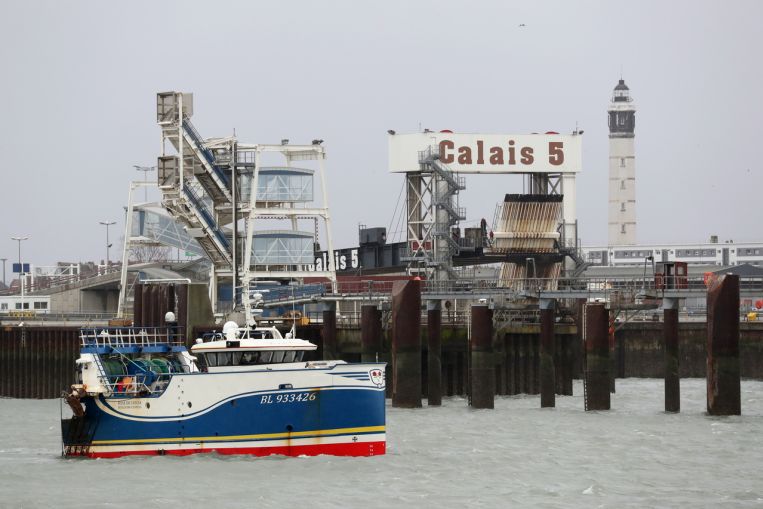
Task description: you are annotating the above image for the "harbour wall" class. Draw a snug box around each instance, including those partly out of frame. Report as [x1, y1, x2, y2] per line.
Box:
[2, 321, 763, 399]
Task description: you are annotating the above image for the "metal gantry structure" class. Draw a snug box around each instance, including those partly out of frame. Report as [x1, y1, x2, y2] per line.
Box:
[403, 146, 466, 282]
[154, 92, 336, 323]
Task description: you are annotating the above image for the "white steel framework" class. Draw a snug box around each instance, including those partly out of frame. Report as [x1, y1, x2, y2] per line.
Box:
[155, 92, 335, 323]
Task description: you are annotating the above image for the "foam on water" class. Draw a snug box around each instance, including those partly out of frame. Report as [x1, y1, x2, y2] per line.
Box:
[2, 379, 762, 508]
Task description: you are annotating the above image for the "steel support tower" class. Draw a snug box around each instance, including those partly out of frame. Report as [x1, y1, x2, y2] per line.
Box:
[155, 92, 335, 323]
[403, 147, 465, 282]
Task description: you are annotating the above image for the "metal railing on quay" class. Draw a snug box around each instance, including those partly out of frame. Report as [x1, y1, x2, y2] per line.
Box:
[321, 280, 396, 297]
[16, 266, 123, 294]
[0, 311, 119, 322]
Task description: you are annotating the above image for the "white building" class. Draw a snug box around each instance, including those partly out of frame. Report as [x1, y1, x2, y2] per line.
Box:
[583, 240, 763, 267]
[608, 79, 637, 246]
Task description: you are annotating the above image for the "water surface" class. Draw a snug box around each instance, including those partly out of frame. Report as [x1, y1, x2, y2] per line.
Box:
[2, 379, 762, 508]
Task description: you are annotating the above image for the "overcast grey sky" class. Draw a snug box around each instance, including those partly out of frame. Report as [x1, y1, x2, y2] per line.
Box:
[1, 0, 761, 268]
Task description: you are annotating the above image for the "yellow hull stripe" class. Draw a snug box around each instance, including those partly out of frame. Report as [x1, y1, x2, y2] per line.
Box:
[91, 425, 386, 446]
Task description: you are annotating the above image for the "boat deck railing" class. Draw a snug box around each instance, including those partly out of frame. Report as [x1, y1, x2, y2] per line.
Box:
[83, 328, 191, 397]
[80, 326, 185, 350]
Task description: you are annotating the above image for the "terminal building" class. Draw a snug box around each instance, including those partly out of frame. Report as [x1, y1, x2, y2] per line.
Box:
[582, 240, 763, 267]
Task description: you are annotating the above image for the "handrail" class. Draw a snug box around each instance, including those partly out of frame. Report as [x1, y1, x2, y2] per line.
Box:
[181, 119, 230, 186]
[182, 186, 230, 250]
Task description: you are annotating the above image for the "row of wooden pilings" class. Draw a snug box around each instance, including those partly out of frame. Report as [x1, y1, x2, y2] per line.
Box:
[0, 276, 742, 414]
[323, 276, 742, 415]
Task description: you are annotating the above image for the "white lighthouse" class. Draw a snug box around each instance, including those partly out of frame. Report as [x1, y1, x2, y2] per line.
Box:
[607, 79, 636, 246]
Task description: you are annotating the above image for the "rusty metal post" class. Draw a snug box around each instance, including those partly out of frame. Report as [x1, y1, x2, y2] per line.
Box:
[391, 279, 422, 408]
[664, 298, 680, 413]
[585, 303, 610, 411]
[540, 299, 555, 408]
[707, 274, 741, 415]
[427, 300, 442, 406]
[361, 304, 382, 363]
[470, 305, 494, 409]
[321, 303, 338, 360]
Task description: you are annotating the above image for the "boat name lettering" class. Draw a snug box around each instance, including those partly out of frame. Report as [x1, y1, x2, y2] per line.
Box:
[114, 399, 142, 408]
[260, 392, 317, 404]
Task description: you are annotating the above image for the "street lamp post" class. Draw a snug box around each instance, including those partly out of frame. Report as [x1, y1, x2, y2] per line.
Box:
[133, 165, 156, 202]
[11, 236, 29, 311]
[0, 258, 6, 288]
[99, 221, 116, 270]
[642, 255, 655, 293]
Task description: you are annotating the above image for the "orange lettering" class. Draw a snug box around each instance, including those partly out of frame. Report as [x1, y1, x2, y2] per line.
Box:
[440, 140, 454, 164]
[489, 147, 504, 165]
[520, 147, 534, 165]
[458, 146, 472, 164]
[548, 142, 564, 165]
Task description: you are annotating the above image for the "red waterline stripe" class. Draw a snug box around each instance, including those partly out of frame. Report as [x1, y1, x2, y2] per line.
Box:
[83, 441, 386, 459]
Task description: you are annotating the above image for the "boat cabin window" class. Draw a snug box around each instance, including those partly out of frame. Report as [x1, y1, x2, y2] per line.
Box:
[248, 330, 276, 340]
[198, 350, 304, 367]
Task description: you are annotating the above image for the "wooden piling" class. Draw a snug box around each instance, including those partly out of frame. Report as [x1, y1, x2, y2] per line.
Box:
[562, 334, 574, 396]
[609, 314, 616, 394]
[133, 282, 143, 327]
[528, 335, 538, 394]
[706, 274, 741, 415]
[470, 305, 494, 409]
[427, 302, 442, 406]
[540, 301, 555, 408]
[506, 334, 516, 395]
[391, 279, 422, 408]
[321, 305, 338, 360]
[360, 304, 382, 363]
[585, 303, 610, 411]
[664, 299, 680, 412]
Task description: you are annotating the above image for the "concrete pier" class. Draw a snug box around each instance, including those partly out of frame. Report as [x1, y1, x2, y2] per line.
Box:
[585, 303, 610, 411]
[391, 279, 422, 408]
[539, 299, 555, 408]
[706, 275, 741, 416]
[664, 298, 680, 413]
[470, 305, 494, 409]
[427, 301, 442, 406]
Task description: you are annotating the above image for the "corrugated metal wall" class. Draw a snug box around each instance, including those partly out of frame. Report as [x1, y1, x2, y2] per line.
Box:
[0, 326, 80, 399]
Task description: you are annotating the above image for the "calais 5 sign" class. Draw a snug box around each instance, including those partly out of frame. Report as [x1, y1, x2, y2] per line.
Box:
[388, 133, 582, 174]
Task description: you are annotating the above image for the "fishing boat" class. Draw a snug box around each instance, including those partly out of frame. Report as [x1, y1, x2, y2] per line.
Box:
[61, 320, 386, 458]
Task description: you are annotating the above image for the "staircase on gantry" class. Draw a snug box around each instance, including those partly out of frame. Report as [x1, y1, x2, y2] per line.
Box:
[155, 92, 336, 322]
[403, 146, 466, 283]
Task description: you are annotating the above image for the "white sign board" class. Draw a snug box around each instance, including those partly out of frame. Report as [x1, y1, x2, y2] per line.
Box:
[388, 133, 582, 174]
